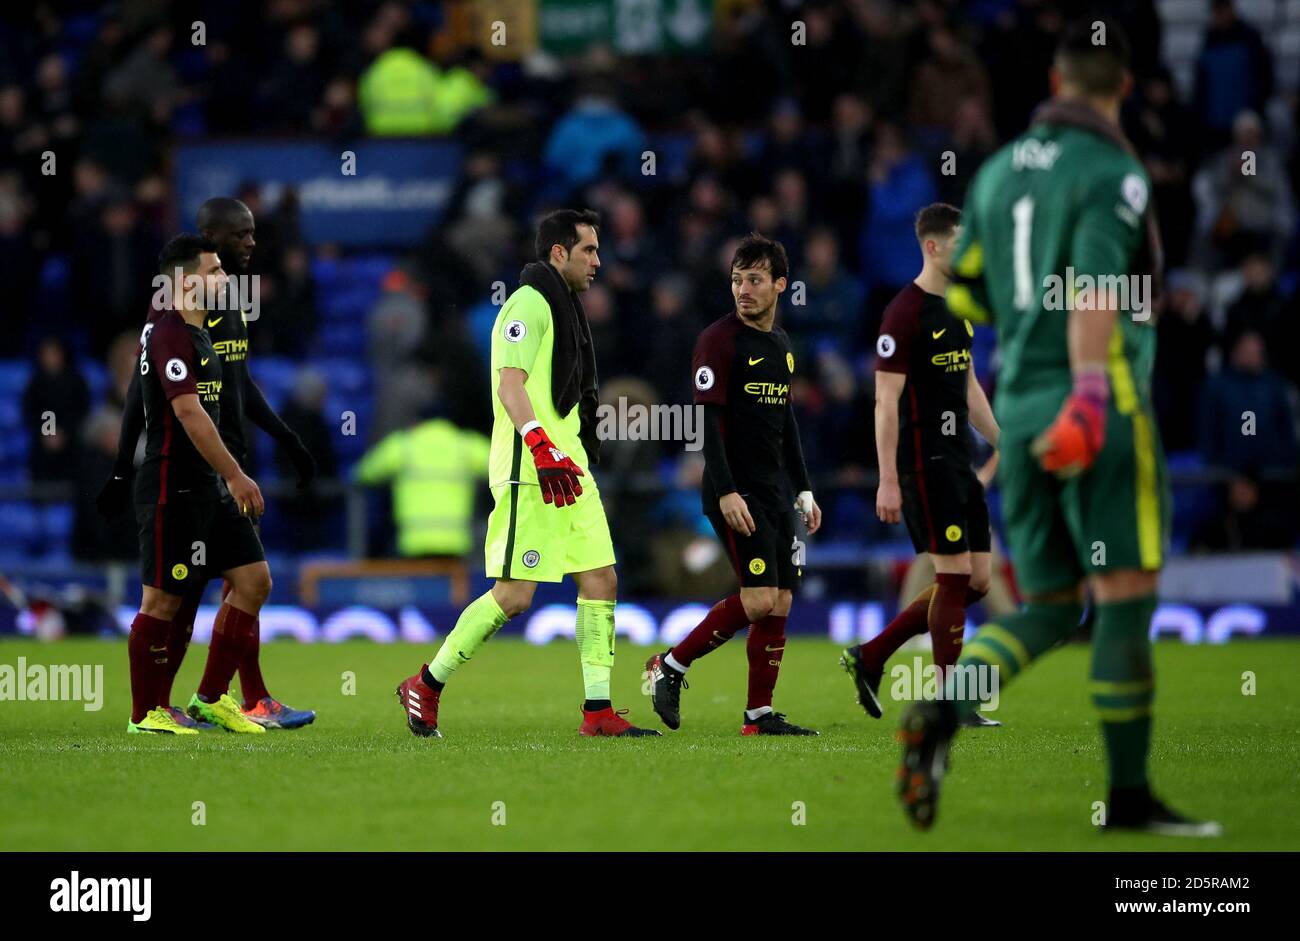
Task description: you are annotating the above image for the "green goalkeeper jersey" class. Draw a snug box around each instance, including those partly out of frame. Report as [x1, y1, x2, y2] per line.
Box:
[947, 118, 1157, 438]
[488, 284, 587, 488]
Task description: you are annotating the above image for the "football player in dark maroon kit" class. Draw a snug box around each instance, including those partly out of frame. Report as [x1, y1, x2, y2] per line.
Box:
[840, 203, 1002, 727]
[645, 234, 821, 735]
[125, 235, 270, 734]
[100, 198, 316, 730]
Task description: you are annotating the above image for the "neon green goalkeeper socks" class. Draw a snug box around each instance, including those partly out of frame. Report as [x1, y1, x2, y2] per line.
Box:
[430, 590, 510, 684]
[575, 599, 616, 701]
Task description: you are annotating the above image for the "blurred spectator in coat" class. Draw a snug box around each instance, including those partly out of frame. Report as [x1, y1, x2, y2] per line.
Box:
[257, 23, 328, 133]
[907, 26, 992, 137]
[274, 368, 340, 553]
[72, 406, 137, 561]
[1194, 0, 1273, 149]
[1154, 271, 1217, 454]
[543, 80, 646, 198]
[936, 96, 997, 206]
[786, 227, 864, 363]
[859, 124, 936, 324]
[1223, 254, 1300, 392]
[1124, 67, 1198, 267]
[642, 274, 700, 409]
[23, 336, 89, 484]
[1198, 329, 1298, 475]
[74, 192, 159, 356]
[1193, 472, 1298, 552]
[1192, 111, 1293, 270]
[367, 267, 431, 440]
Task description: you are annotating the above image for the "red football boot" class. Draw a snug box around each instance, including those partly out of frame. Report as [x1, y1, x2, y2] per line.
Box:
[578, 706, 661, 737]
[396, 664, 442, 738]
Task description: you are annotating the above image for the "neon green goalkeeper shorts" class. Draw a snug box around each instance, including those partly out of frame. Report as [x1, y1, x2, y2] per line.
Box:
[484, 474, 617, 583]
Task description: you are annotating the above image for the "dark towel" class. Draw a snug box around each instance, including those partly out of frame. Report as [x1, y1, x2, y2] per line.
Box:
[518, 262, 601, 464]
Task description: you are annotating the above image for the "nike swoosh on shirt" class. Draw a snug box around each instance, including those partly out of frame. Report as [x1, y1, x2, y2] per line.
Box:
[748, 356, 765, 365]
[932, 329, 946, 339]
[200, 358, 210, 365]
[207, 317, 223, 327]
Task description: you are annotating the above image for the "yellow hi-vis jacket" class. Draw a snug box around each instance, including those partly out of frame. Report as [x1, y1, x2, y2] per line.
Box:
[358, 48, 441, 136]
[353, 419, 491, 557]
[358, 49, 494, 136]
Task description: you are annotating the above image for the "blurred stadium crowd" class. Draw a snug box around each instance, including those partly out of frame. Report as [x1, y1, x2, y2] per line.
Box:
[1, 0, 1298, 596]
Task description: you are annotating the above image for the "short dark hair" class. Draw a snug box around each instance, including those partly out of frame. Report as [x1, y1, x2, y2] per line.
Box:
[730, 232, 789, 281]
[914, 203, 961, 241]
[1055, 16, 1130, 96]
[196, 197, 252, 233]
[158, 234, 219, 276]
[535, 209, 600, 262]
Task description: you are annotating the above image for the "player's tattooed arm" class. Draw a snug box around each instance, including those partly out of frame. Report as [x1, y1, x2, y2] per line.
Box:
[171, 394, 263, 516]
[874, 371, 906, 525]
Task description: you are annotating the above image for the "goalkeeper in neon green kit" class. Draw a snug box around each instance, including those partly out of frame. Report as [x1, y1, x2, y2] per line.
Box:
[396, 210, 658, 738]
[896, 18, 1220, 836]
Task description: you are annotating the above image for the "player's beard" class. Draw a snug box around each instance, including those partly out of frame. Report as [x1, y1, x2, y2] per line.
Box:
[737, 299, 775, 323]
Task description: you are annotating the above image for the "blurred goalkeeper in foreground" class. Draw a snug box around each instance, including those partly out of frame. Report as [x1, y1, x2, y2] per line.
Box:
[897, 18, 1220, 836]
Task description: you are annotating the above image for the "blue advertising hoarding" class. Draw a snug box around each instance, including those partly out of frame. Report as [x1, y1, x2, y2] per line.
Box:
[175, 140, 462, 247]
[4, 600, 1286, 644]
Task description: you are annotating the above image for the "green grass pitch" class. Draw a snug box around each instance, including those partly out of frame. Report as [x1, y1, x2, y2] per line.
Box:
[2, 637, 1297, 851]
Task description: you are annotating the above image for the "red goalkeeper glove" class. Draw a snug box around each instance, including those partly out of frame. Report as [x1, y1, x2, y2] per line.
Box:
[1031, 371, 1108, 478]
[524, 426, 585, 507]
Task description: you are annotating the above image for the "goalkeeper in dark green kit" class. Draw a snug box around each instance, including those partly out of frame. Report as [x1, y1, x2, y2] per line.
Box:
[897, 18, 1220, 837]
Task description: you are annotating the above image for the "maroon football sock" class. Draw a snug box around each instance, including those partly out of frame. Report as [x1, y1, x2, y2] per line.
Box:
[670, 595, 750, 667]
[128, 613, 170, 723]
[965, 585, 987, 607]
[930, 572, 971, 670]
[158, 588, 201, 708]
[196, 603, 258, 703]
[238, 618, 270, 709]
[746, 614, 786, 711]
[858, 584, 935, 673]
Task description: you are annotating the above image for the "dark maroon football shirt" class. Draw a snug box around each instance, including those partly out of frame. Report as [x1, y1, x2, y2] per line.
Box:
[876, 282, 974, 468]
[134, 310, 224, 504]
[691, 312, 804, 509]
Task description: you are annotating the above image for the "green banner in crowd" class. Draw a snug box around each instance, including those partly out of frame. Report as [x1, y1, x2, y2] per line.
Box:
[539, 0, 713, 55]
